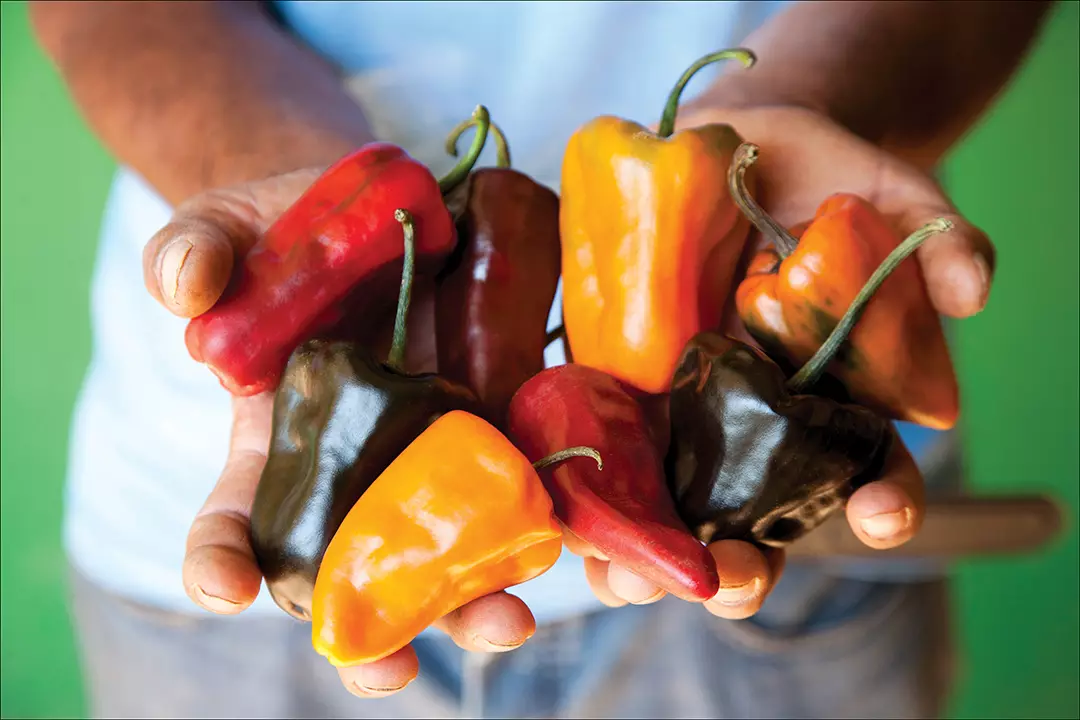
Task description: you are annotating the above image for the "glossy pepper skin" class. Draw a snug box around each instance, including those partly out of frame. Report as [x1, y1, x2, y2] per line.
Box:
[250, 211, 478, 622]
[436, 124, 561, 428]
[311, 410, 563, 667]
[730, 144, 959, 429]
[560, 49, 757, 394]
[666, 332, 893, 546]
[185, 107, 492, 397]
[509, 364, 720, 601]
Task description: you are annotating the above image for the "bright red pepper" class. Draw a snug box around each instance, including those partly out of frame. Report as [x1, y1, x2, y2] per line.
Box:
[508, 364, 720, 601]
[185, 108, 492, 396]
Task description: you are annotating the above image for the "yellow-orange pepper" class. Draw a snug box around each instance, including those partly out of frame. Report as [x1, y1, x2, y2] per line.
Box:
[729, 144, 959, 429]
[560, 48, 757, 394]
[310, 410, 598, 667]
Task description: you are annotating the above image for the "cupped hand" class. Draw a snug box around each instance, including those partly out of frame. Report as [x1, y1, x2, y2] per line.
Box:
[145, 169, 537, 698]
[578, 104, 993, 615]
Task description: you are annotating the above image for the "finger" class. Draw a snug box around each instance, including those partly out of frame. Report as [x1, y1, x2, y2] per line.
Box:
[606, 563, 667, 605]
[846, 439, 926, 550]
[337, 645, 419, 698]
[584, 556, 628, 608]
[182, 394, 274, 614]
[703, 540, 773, 620]
[897, 201, 996, 319]
[143, 210, 249, 318]
[433, 591, 537, 652]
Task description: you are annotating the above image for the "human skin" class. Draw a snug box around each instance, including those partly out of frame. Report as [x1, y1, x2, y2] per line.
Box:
[31, 0, 1054, 698]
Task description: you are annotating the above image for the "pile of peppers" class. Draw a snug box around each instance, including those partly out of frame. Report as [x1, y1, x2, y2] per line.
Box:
[186, 48, 965, 666]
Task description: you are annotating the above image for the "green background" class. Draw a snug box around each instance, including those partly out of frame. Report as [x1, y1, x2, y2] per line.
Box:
[1, 1, 1077, 717]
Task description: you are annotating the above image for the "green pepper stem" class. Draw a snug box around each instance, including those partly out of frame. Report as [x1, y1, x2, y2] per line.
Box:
[533, 446, 603, 472]
[445, 115, 511, 169]
[544, 325, 565, 348]
[728, 143, 799, 258]
[438, 105, 492, 193]
[657, 48, 756, 139]
[387, 208, 417, 371]
[786, 218, 955, 394]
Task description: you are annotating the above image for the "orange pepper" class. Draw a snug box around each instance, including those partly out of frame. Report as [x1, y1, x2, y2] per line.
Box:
[729, 144, 959, 429]
[310, 410, 598, 667]
[559, 48, 757, 394]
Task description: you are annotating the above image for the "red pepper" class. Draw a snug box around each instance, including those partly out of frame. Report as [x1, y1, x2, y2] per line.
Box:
[185, 107, 492, 396]
[508, 364, 720, 602]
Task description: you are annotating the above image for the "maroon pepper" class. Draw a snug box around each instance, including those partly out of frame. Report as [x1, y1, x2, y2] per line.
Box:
[508, 364, 720, 602]
[435, 120, 561, 429]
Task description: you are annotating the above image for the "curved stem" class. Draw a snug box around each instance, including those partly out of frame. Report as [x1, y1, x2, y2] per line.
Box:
[533, 446, 603, 472]
[786, 218, 955, 394]
[438, 105, 492, 194]
[387, 208, 417, 371]
[728, 143, 800, 258]
[657, 47, 755, 138]
[544, 325, 565, 348]
[446, 115, 511, 169]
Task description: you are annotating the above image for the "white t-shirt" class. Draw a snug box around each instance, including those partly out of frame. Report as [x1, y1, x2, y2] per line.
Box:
[69, 0, 903, 622]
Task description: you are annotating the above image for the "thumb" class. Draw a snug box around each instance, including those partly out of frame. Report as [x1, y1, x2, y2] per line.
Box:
[143, 168, 324, 318]
[143, 207, 247, 318]
[904, 204, 996, 319]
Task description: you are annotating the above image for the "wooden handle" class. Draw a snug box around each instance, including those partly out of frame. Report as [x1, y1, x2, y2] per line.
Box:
[787, 494, 1066, 560]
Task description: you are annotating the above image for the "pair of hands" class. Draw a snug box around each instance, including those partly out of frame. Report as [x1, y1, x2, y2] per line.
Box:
[145, 106, 993, 698]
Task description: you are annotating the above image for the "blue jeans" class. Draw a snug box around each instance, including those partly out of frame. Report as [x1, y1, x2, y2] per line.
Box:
[69, 563, 953, 719]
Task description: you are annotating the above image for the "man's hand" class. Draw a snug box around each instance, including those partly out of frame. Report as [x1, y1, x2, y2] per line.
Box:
[145, 170, 538, 698]
[579, 104, 993, 616]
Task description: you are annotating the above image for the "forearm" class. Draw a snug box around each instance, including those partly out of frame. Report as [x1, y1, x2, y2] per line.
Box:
[30, 0, 373, 205]
[703, 0, 1055, 168]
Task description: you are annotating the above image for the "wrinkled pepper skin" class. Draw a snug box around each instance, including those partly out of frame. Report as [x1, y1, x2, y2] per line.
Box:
[185, 144, 456, 396]
[666, 332, 893, 547]
[436, 169, 561, 428]
[311, 410, 562, 667]
[560, 119, 752, 395]
[509, 364, 720, 601]
[250, 339, 478, 621]
[735, 194, 959, 430]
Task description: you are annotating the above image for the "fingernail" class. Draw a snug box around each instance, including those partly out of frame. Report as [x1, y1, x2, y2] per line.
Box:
[711, 578, 762, 607]
[859, 508, 912, 541]
[159, 239, 194, 301]
[470, 634, 524, 652]
[352, 680, 410, 696]
[629, 589, 666, 606]
[192, 584, 243, 613]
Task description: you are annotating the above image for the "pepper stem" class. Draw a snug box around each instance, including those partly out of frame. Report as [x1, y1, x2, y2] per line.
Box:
[786, 218, 955, 394]
[544, 325, 565, 348]
[657, 48, 755, 138]
[533, 446, 603, 472]
[446, 115, 511, 169]
[438, 105, 492, 193]
[728, 143, 800, 258]
[387, 209, 417, 371]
